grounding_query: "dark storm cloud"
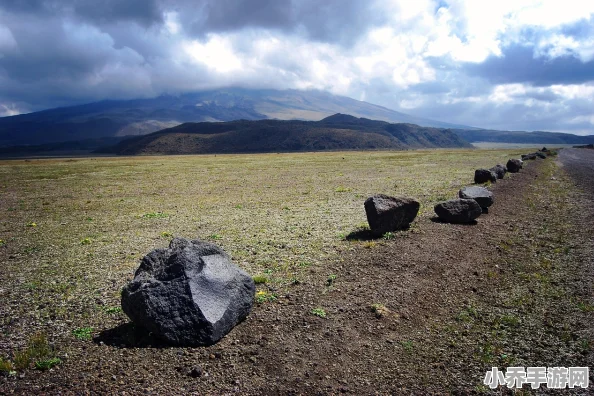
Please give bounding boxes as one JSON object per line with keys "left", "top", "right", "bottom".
{"left": 464, "top": 44, "right": 594, "bottom": 86}
{"left": 0, "top": 0, "right": 163, "bottom": 27}
{"left": 173, "top": 0, "right": 386, "bottom": 46}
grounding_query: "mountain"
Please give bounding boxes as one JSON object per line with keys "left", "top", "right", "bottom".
{"left": 100, "top": 113, "right": 472, "bottom": 155}
{"left": 453, "top": 129, "right": 594, "bottom": 145}
{"left": 0, "top": 88, "right": 471, "bottom": 148}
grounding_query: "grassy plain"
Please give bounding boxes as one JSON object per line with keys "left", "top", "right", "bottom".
{"left": 0, "top": 149, "right": 518, "bottom": 370}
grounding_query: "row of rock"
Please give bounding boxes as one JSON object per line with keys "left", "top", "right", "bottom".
{"left": 433, "top": 152, "right": 540, "bottom": 223}
{"left": 120, "top": 151, "right": 546, "bottom": 347}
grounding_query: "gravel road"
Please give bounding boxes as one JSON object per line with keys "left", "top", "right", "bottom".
{"left": 559, "top": 148, "right": 594, "bottom": 196}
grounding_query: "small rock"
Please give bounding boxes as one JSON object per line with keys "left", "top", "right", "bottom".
{"left": 506, "top": 159, "right": 523, "bottom": 173}
{"left": 364, "top": 195, "right": 420, "bottom": 235}
{"left": 458, "top": 186, "right": 494, "bottom": 210}
{"left": 474, "top": 169, "right": 497, "bottom": 184}
{"left": 434, "top": 199, "right": 482, "bottom": 224}
{"left": 189, "top": 367, "right": 202, "bottom": 378}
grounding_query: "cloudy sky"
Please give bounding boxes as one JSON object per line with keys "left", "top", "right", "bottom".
{"left": 1, "top": 0, "right": 593, "bottom": 134}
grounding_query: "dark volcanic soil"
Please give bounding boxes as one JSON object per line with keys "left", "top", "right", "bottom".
{"left": 2, "top": 152, "right": 594, "bottom": 395}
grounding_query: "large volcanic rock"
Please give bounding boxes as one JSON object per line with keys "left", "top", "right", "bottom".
{"left": 506, "top": 159, "right": 523, "bottom": 173}
{"left": 121, "top": 237, "right": 255, "bottom": 346}
{"left": 474, "top": 169, "right": 497, "bottom": 184}
{"left": 434, "top": 199, "right": 482, "bottom": 224}
{"left": 364, "top": 195, "right": 420, "bottom": 235}
{"left": 458, "top": 186, "right": 494, "bottom": 210}
{"left": 490, "top": 164, "right": 507, "bottom": 179}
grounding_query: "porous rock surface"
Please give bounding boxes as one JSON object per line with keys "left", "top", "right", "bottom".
{"left": 474, "top": 169, "right": 497, "bottom": 184}
{"left": 506, "top": 159, "right": 523, "bottom": 173}
{"left": 458, "top": 186, "right": 494, "bottom": 209}
{"left": 364, "top": 195, "right": 420, "bottom": 235}
{"left": 490, "top": 164, "right": 507, "bottom": 179}
{"left": 434, "top": 199, "right": 482, "bottom": 224}
{"left": 121, "top": 237, "right": 255, "bottom": 346}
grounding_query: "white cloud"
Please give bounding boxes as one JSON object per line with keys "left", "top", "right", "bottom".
{"left": 1, "top": 0, "right": 594, "bottom": 133}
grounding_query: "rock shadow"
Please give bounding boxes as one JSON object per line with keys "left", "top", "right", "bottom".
{"left": 430, "top": 216, "right": 478, "bottom": 226}
{"left": 94, "top": 322, "right": 169, "bottom": 349}
{"left": 345, "top": 229, "right": 378, "bottom": 241}
{"left": 345, "top": 225, "right": 411, "bottom": 241}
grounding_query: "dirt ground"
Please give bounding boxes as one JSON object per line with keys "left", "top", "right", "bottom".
{"left": 2, "top": 149, "right": 594, "bottom": 395}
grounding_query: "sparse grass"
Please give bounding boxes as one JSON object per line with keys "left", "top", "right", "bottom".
{"left": 80, "top": 237, "right": 92, "bottom": 245}
{"left": 72, "top": 327, "right": 93, "bottom": 340}
{"left": 141, "top": 212, "right": 168, "bottom": 219}
{"left": 401, "top": 340, "right": 414, "bottom": 352}
{"left": 0, "top": 357, "right": 14, "bottom": 373}
{"left": 0, "top": 149, "right": 520, "bottom": 384}
{"left": 311, "top": 308, "right": 327, "bottom": 318}
{"left": 255, "top": 290, "right": 277, "bottom": 303}
{"left": 252, "top": 275, "right": 268, "bottom": 284}
{"left": 9, "top": 332, "right": 58, "bottom": 371}
{"left": 103, "top": 306, "right": 122, "bottom": 315}
{"left": 382, "top": 232, "right": 395, "bottom": 240}
{"left": 326, "top": 274, "right": 337, "bottom": 286}
{"left": 370, "top": 303, "right": 390, "bottom": 318}
{"left": 34, "top": 357, "right": 62, "bottom": 371}
{"left": 577, "top": 301, "right": 594, "bottom": 312}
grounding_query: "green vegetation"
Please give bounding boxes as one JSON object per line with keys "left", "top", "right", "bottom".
{"left": 252, "top": 275, "right": 268, "bottom": 284}
{"left": 35, "top": 357, "right": 62, "bottom": 371}
{"left": 255, "top": 290, "right": 277, "bottom": 304}
{"left": 382, "top": 231, "right": 395, "bottom": 240}
{"left": 72, "top": 327, "right": 93, "bottom": 340}
{"left": 400, "top": 340, "right": 414, "bottom": 352}
{"left": 4, "top": 333, "right": 60, "bottom": 372}
{"left": 141, "top": 212, "right": 168, "bottom": 219}
{"left": 103, "top": 306, "right": 123, "bottom": 315}
{"left": 326, "top": 274, "right": 337, "bottom": 286}
{"left": 311, "top": 308, "right": 327, "bottom": 318}
{"left": 0, "top": 357, "right": 13, "bottom": 373}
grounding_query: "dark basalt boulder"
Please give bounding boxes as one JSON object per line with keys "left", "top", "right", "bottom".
{"left": 434, "top": 199, "right": 482, "bottom": 224}
{"left": 364, "top": 195, "right": 420, "bottom": 235}
{"left": 535, "top": 151, "right": 546, "bottom": 159}
{"left": 490, "top": 164, "right": 507, "bottom": 179}
{"left": 459, "top": 186, "right": 494, "bottom": 210}
{"left": 522, "top": 153, "right": 537, "bottom": 161}
{"left": 474, "top": 169, "right": 497, "bottom": 184}
{"left": 506, "top": 159, "right": 523, "bottom": 173}
{"left": 121, "top": 237, "right": 255, "bottom": 346}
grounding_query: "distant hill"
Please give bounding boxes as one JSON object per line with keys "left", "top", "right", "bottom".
{"left": 453, "top": 129, "right": 594, "bottom": 145}
{"left": 100, "top": 114, "right": 472, "bottom": 155}
{"left": 0, "top": 88, "right": 470, "bottom": 148}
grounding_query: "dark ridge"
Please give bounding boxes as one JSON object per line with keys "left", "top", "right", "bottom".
{"left": 453, "top": 128, "right": 594, "bottom": 145}
{"left": 99, "top": 114, "right": 473, "bottom": 155}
